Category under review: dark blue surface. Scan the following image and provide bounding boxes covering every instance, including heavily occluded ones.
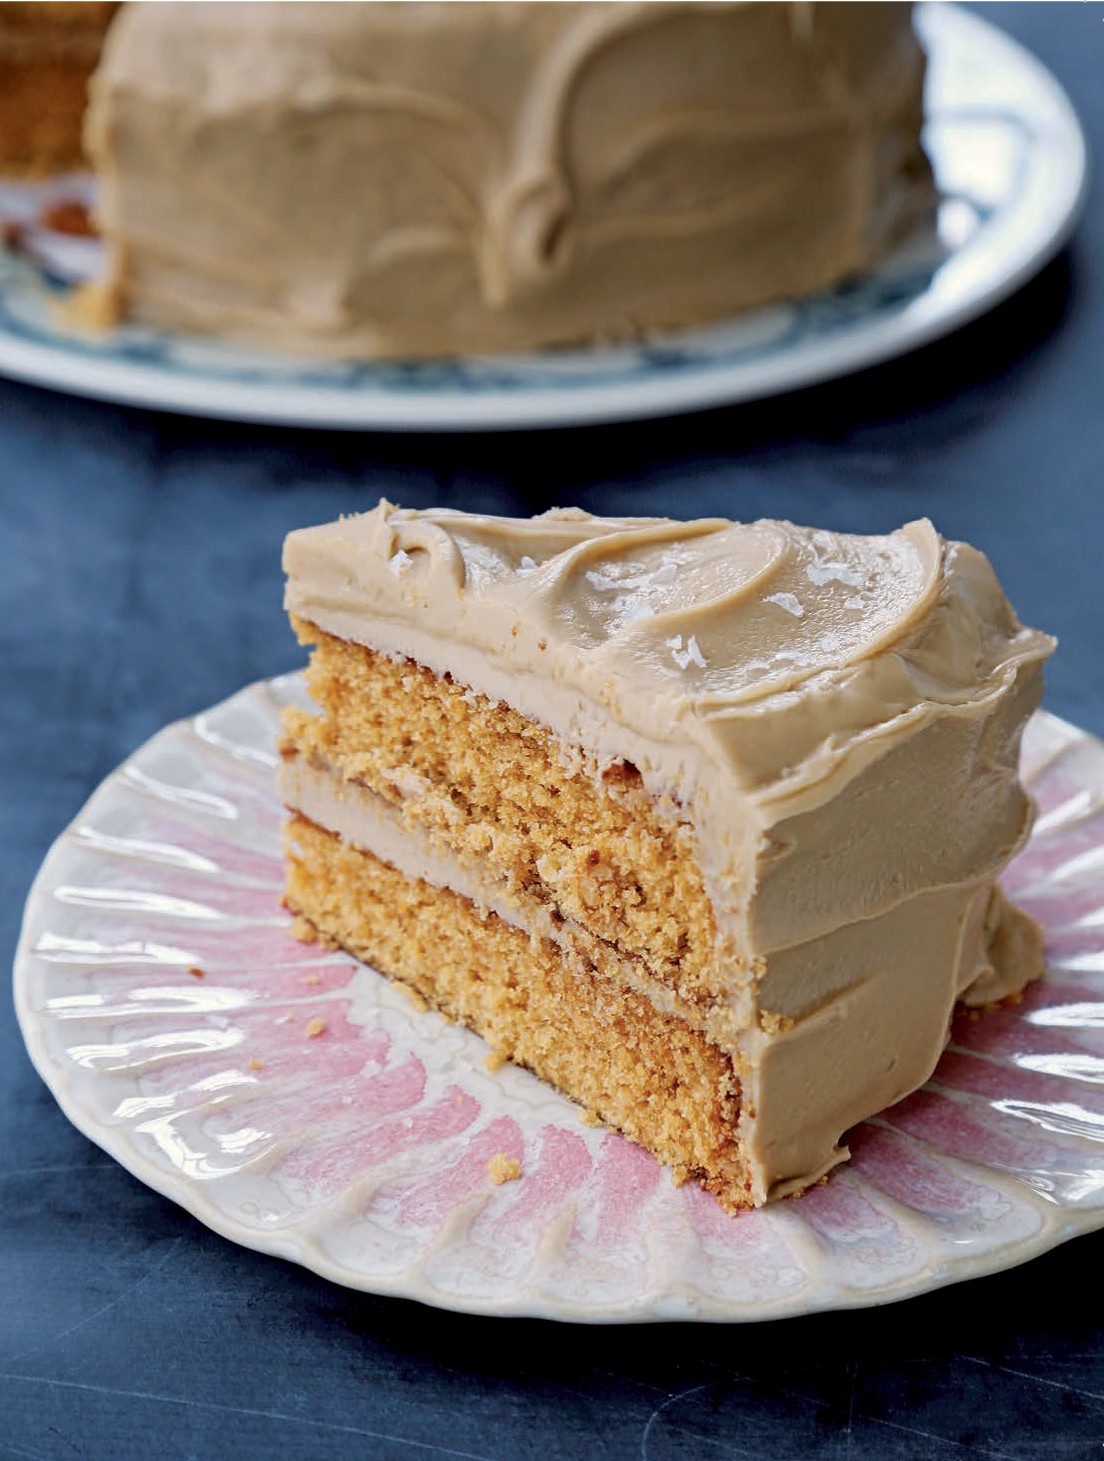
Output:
[3,7,1104,1458]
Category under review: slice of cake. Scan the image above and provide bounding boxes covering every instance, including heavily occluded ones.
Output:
[279,503,1053,1210]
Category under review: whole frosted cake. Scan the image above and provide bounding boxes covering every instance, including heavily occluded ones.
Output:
[279,503,1053,1209]
[85,1,931,358]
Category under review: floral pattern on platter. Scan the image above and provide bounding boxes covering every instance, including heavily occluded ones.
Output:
[0,5,1087,429]
[14,675,1104,1322]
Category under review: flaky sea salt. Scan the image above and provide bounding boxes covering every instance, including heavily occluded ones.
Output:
[585,567,620,591]
[765,591,805,618]
[666,633,707,670]
[388,548,414,577]
[619,598,654,624]
[580,556,685,631]
[806,559,866,589]
[518,555,538,575]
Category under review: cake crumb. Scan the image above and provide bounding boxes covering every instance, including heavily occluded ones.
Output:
[305,1017,327,1039]
[581,1108,602,1128]
[484,1049,508,1074]
[54,280,120,334]
[304,974,321,986]
[759,1009,794,1035]
[248,1059,265,1071]
[186,965,205,979]
[787,1173,831,1199]
[487,1154,522,1185]
[40,198,96,237]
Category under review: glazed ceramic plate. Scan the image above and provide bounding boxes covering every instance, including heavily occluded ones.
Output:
[0,5,1087,431]
[13,675,1104,1322]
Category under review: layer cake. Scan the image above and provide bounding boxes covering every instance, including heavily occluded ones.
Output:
[85,2,931,358]
[280,503,1053,1209]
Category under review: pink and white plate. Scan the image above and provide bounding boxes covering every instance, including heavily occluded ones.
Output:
[14,677,1104,1322]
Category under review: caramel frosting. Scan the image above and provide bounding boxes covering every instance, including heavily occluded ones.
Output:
[86,1,930,358]
[283,503,1054,1201]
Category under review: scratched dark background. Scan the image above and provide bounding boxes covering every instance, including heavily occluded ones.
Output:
[3,5,1103,1459]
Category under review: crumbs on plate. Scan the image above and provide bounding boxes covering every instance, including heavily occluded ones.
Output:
[487,1154,522,1185]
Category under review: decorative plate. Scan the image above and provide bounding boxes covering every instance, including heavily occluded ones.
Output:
[0,4,1087,431]
[13,676,1104,1322]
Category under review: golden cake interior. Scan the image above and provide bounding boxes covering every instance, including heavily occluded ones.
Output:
[284,620,720,1003]
[281,617,756,1210]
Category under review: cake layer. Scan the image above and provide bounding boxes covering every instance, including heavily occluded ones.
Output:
[86,2,930,357]
[284,814,751,1209]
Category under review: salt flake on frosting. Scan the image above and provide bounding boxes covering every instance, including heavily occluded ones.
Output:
[619,599,654,624]
[518,555,538,575]
[586,567,616,590]
[587,560,677,594]
[651,555,678,586]
[806,559,866,589]
[666,633,707,670]
[765,591,805,618]
[388,548,414,577]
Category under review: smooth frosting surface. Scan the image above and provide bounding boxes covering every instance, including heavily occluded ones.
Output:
[87,1,930,357]
[284,502,1054,1201]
